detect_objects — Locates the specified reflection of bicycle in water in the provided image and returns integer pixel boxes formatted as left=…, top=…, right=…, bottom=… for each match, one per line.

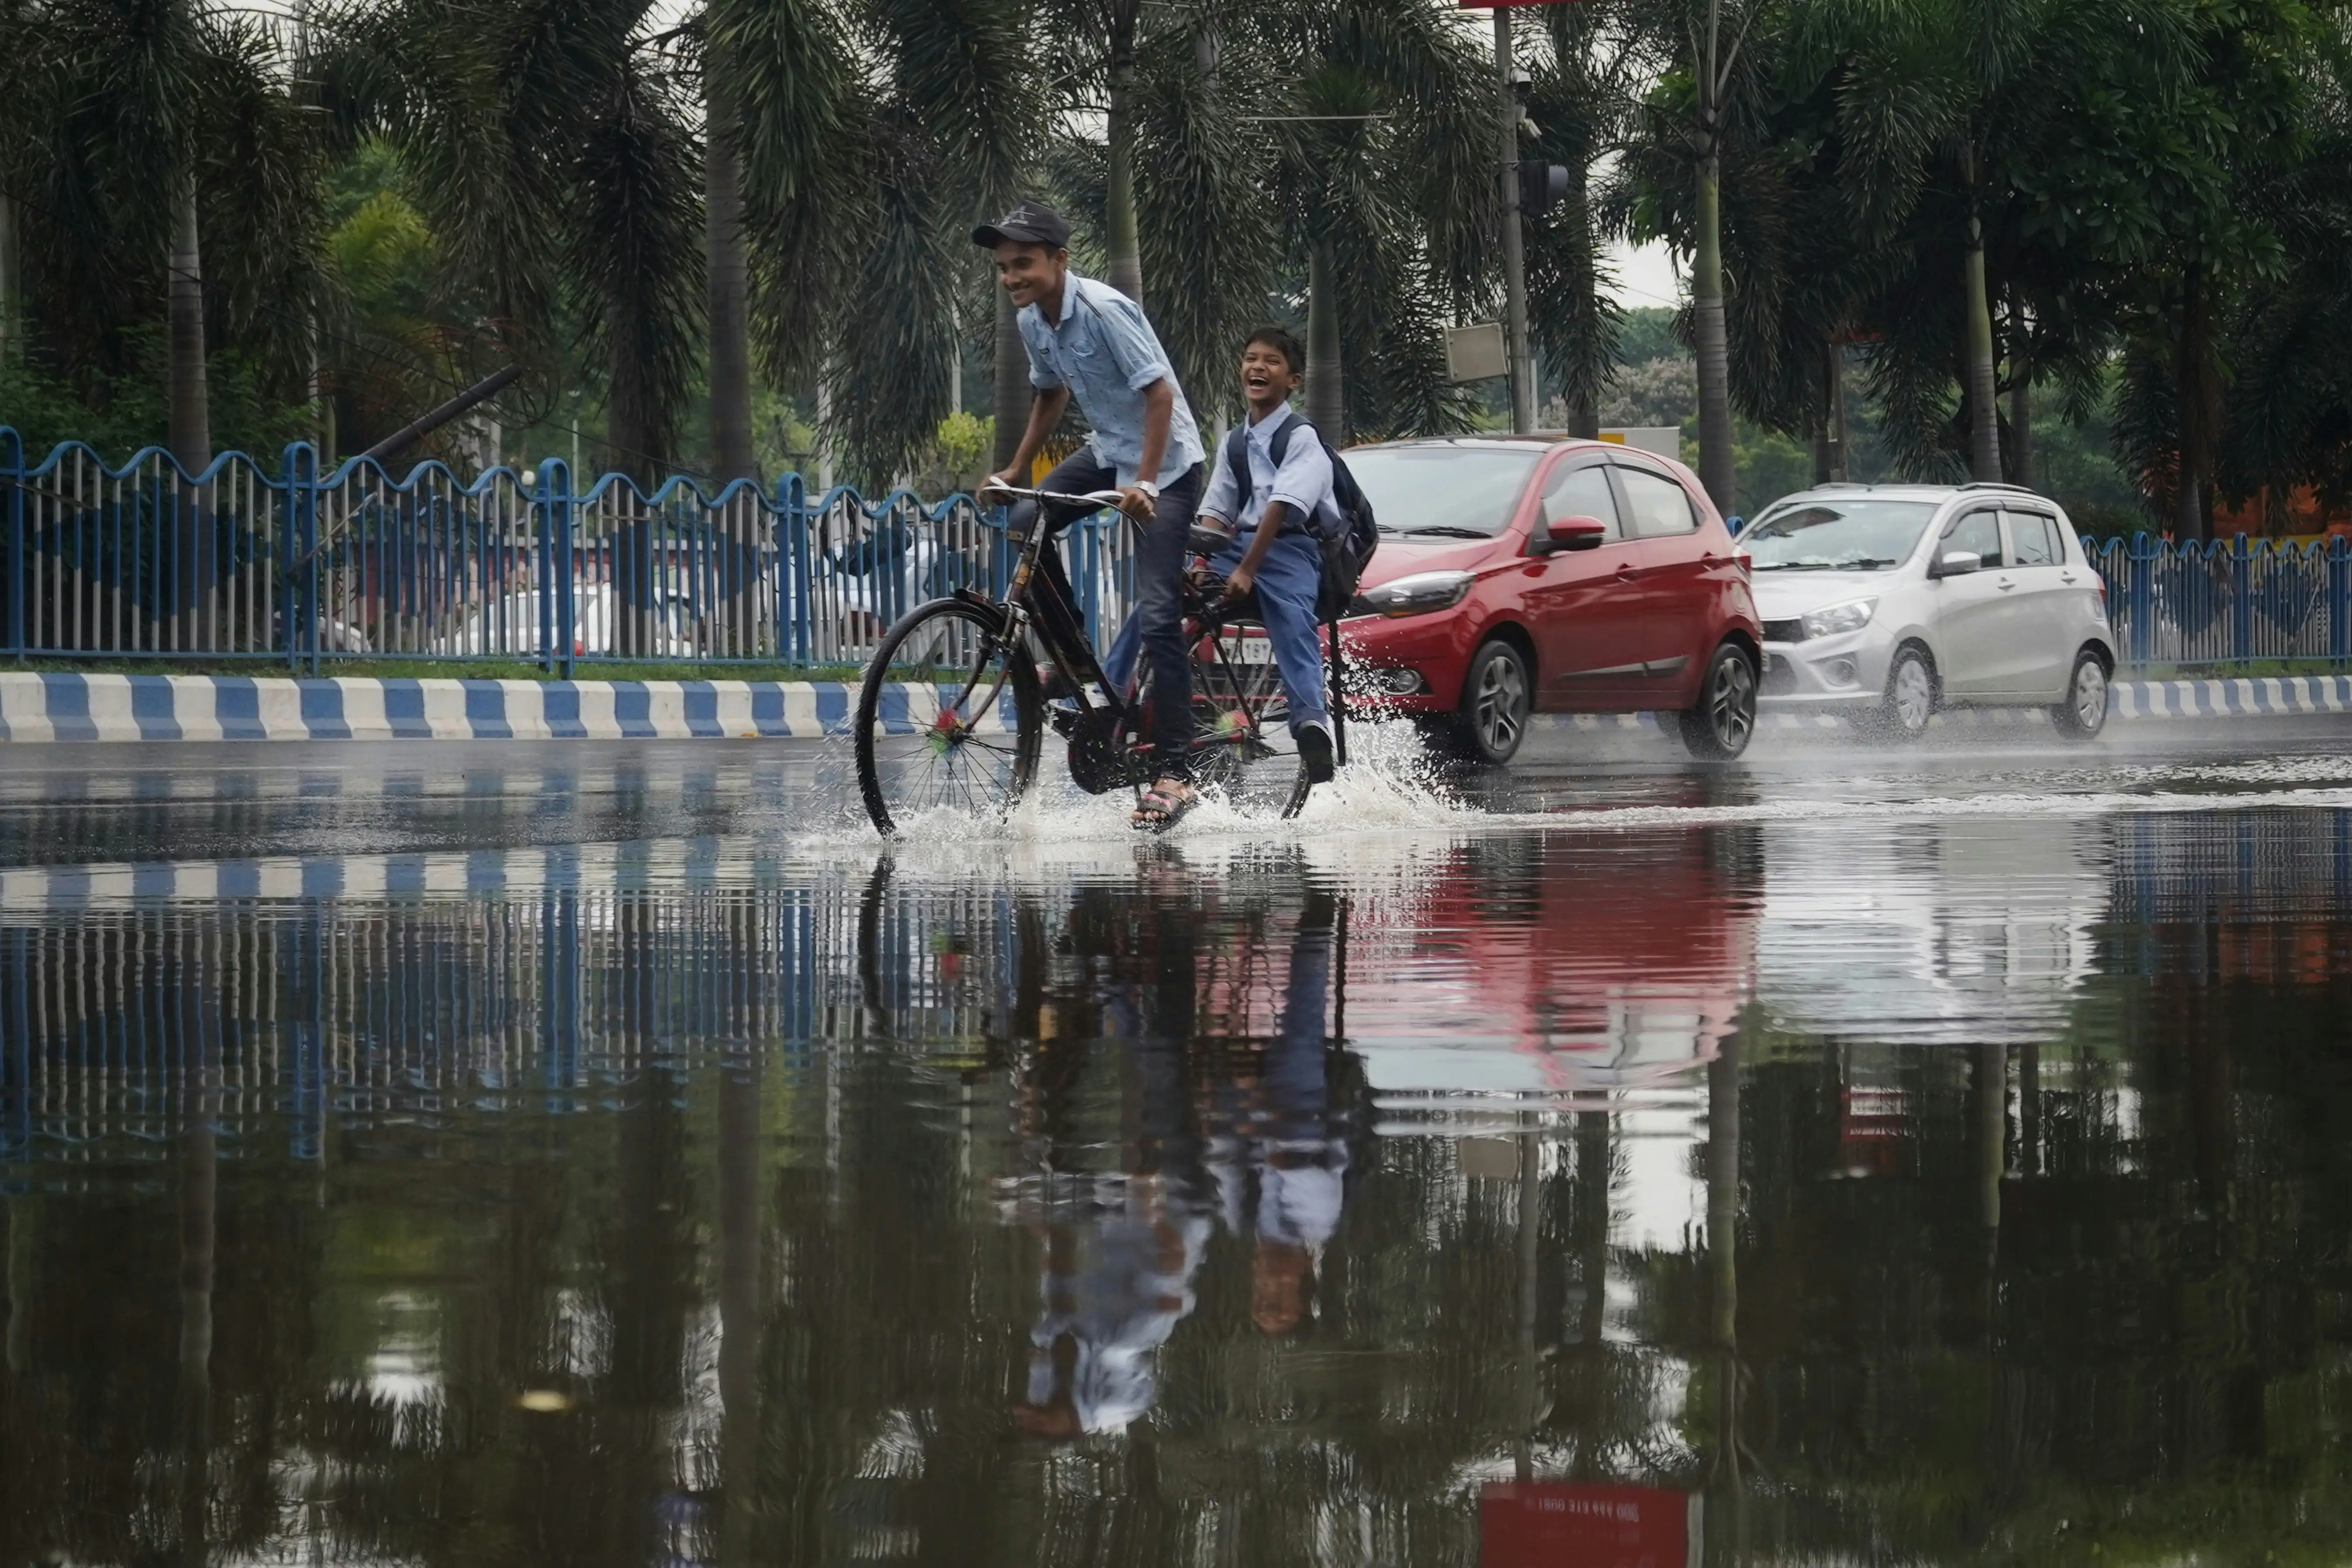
left=851, top=487, right=1342, bottom=832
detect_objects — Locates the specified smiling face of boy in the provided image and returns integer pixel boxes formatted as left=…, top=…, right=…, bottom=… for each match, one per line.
left=994, top=242, right=1068, bottom=313
left=1240, top=340, right=1303, bottom=419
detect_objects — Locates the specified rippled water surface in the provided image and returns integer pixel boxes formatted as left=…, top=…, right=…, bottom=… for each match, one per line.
left=5, top=735, right=2352, bottom=1564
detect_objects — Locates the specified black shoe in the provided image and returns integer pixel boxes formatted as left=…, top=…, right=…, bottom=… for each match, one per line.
left=1298, top=724, right=1335, bottom=784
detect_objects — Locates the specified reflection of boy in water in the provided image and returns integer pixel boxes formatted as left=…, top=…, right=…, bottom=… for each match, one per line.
left=1014, top=893, right=1348, bottom=1436
left=1205, top=891, right=1345, bottom=1338
left=1014, top=1181, right=1213, bottom=1438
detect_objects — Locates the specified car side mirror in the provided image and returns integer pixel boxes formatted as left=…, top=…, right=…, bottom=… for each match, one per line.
left=1543, top=515, right=1609, bottom=553
left=1933, top=549, right=1981, bottom=578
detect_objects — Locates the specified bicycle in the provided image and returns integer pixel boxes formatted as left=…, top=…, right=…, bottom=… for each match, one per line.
left=852, top=485, right=1345, bottom=834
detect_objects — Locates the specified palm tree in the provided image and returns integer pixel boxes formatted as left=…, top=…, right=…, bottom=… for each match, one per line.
left=1041, top=0, right=1147, bottom=303
left=1621, top=0, right=1782, bottom=511
left=1131, top=0, right=1487, bottom=442
left=1524, top=1, right=1644, bottom=436
left=9, top=0, right=324, bottom=472
left=704, top=42, right=757, bottom=487
left=335, top=0, right=702, bottom=481
left=721, top=0, right=1037, bottom=486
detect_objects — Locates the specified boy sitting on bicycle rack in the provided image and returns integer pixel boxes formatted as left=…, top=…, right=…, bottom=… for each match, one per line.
left=971, top=200, right=1209, bottom=832
left=1107, top=325, right=1341, bottom=786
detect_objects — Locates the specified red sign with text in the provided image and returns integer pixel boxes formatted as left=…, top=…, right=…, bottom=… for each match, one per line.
left=1479, top=1483, right=1700, bottom=1568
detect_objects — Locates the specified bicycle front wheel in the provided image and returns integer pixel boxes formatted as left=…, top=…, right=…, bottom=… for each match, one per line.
left=855, top=598, right=1042, bottom=835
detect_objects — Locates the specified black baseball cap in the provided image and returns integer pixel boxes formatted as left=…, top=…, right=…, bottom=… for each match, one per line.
left=973, top=200, right=1071, bottom=251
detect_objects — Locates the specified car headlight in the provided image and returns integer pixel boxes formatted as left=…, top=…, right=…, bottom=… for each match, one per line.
left=1799, top=598, right=1877, bottom=640
left=1349, top=570, right=1474, bottom=619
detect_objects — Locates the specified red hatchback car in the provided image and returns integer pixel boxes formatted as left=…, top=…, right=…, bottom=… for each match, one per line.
left=1337, top=436, right=1763, bottom=763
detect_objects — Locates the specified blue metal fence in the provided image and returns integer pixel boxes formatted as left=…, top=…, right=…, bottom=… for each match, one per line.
left=10, top=428, right=2352, bottom=672
left=0, top=430, right=1135, bottom=671
left=2085, top=534, right=2352, bottom=668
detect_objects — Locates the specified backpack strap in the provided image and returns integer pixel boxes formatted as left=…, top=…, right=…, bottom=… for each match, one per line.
left=1221, top=426, right=1251, bottom=524
left=1268, top=412, right=1299, bottom=467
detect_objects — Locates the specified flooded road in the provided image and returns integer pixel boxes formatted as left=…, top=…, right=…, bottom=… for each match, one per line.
left=4, top=723, right=2352, bottom=1564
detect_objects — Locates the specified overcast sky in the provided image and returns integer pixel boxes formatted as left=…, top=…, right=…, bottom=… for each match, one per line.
left=1606, top=237, right=1684, bottom=312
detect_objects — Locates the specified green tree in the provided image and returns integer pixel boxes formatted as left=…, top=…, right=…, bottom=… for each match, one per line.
left=329, top=0, right=704, bottom=481
left=6, top=0, right=324, bottom=471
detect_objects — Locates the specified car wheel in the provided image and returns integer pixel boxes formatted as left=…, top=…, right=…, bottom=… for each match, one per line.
left=1678, top=642, right=1758, bottom=760
left=2049, top=647, right=2110, bottom=740
left=1449, top=639, right=1533, bottom=764
left=1865, top=644, right=1936, bottom=743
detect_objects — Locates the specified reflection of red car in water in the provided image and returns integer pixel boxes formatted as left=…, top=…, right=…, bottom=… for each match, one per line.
left=1347, top=833, right=1757, bottom=1099
left=1338, top=438, right=1763, bottom=765
left=1480, top=1481, right=1703, bottom=1568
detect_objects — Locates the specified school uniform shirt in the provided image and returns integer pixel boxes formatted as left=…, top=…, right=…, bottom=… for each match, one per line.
left=1198, top=402, right=1340, bottom=537
left=1024, top=1206, right=1214, bottom=1433
left=1019, top=273, right=1205, bottom=489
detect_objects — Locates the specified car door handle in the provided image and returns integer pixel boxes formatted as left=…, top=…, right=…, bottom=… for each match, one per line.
left=1615, top=561, right=1636, bottom=574
left=2059, top=572, right=2078, bottom=584
left=1997, top=579, right=2016, bottom=591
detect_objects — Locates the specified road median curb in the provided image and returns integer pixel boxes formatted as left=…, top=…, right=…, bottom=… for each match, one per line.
left=0, top=672, right=915, bottom=743
left=0, top=671, right=2345, bottom=743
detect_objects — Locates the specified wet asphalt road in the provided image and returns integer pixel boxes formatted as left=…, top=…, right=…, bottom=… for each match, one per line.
left=7, top=718, right=2352, bottom=1564
left=3, top=716, right=2349, bottom=868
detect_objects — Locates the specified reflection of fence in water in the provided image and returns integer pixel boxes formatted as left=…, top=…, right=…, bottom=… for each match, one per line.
left=0, top=871, right=1348, bottom=1163
left=0, top=892, right=852, bottom=1163
left=2108, top=810, right=2352, bottom=983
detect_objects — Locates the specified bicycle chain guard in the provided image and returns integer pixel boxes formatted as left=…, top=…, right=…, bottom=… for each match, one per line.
left=1061, top=706, right=1133, bottom=796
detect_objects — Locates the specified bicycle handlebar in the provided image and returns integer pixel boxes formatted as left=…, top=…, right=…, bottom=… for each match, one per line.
left=979, top=483, right=1127, bottom=509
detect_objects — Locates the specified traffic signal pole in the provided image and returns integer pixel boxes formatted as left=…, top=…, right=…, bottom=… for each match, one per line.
left=1495, top=6, right=1535, bottom=434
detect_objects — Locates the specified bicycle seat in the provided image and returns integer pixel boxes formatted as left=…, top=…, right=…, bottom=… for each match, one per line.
left=1188, top=523, right=1236, bottom=558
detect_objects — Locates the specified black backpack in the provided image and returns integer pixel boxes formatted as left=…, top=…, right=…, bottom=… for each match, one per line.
left=1220, top=415, right=1379, bottom=622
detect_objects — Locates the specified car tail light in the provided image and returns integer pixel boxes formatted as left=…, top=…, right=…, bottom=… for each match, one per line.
left=1735, top=550, right=1753, bottom=574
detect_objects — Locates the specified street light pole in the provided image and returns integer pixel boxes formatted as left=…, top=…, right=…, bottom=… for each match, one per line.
left=1495, top=7, right=1534, bottom=434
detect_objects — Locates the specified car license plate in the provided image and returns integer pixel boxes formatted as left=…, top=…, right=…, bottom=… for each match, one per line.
left=1231, top=636, right=1274, bottom=665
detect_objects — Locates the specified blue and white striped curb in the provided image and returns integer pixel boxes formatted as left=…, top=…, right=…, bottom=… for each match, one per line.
left=0, top=673, right=1011, bottom=743
left=2108, top=676, right=2352, bottom=719
left=0, top=672, right=2345, bottom=744
left=1754, top=675, right=2352, bottom=729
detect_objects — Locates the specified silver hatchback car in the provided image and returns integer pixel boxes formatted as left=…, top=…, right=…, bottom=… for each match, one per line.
left=1743, top=483, right=2119, bottom=740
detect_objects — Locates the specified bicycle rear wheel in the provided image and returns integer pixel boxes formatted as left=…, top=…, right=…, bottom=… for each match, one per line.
left=855, top=598, right=1042, bottom=834
left=1185, top=622, right=1312, bottom=819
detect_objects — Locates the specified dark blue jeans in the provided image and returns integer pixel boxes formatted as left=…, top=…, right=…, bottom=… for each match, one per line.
left=1017, top=452, right=1205, bottom=781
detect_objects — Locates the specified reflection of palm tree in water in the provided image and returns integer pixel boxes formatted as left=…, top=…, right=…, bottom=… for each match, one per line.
left=1012, top=887, right=1348, bottom=1438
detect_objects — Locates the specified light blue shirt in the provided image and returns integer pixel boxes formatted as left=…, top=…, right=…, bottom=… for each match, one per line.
left=1020, top=274, right=1205, bottom=488
left=1198, top=403, right=1338, bottom=537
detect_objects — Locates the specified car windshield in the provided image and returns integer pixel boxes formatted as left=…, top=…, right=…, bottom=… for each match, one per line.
left=1350, top=446, right=1541, bottom=539
left=1743, top=499, right=1936, bottom=571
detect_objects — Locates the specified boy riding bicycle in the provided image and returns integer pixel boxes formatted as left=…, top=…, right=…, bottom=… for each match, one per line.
left=1105, top=325, right=1339, bottom=786
left=973, top=201, right=1208, bottom=831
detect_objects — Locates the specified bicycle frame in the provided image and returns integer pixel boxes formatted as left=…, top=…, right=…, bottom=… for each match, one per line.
left=977, top=485, right=1146, bottom=737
